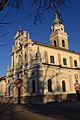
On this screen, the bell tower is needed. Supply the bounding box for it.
[50,12,69,49]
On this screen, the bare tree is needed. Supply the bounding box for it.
[0,0,70,45]
[0,0,70,25]
[0,0,23,46]
[27,0,70,24]
[0,0,8,11]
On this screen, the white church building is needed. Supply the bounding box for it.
[4,12,80,103]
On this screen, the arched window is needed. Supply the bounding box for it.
[32,80,35,93]
[62,81,66,92]
[61,28,63,31]
[74,60,77,67]
[50,56,55,63]
[62,40,65,47]
[54,40,57,47]
[63,58,67,65]
[48,79,52,92]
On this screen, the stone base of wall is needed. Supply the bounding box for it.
[6,96,13,103]
[0,96,6,103]
[24,95,42,104]
[1,93,77,104]
[24,93,77,104]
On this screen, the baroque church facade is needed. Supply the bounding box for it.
[5,12,80,103]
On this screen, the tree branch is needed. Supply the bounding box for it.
[0,0,8,11]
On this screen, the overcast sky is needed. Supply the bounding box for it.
[0,1,80,77]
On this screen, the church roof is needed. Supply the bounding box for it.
[33,41,80,55]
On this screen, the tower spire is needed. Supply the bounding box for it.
[28,32,30,39]
[55,12,59,19]
[50,11,69,49]
[53,12,62,26]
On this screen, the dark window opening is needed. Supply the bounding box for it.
[8,86,10,96]
[62,81,66,92]
[61,28,63,31]
[63,58,67,65]
[50,56,55,63]
[48,79,52,92]
[54,40,57,47]
[62,40,65,47]
[74,60,77,67]
[32,80,35,93]
[36,53,37,58]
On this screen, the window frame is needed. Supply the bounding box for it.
[62,40,65,47]
[32,80,35,93]
[54,40,57,47]
[74,60,77,67]
[8,85,11,96]
[63,58,67,65]
[48,79,53,92]
[62,80,66,92]
[50,56,55,64]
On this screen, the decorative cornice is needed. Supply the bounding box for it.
[42,62,80,70]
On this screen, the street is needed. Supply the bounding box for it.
[0,102,80,120]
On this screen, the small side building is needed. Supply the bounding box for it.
[0,76,6,103]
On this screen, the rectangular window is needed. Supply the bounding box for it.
[50,56,55,63]
[62,40,65,47]
[74,60,77,67]
[63,58,67,65]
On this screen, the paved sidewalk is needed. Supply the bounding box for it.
[0,104,14,113]
[0,101,80,114]
[0,102,80,120]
